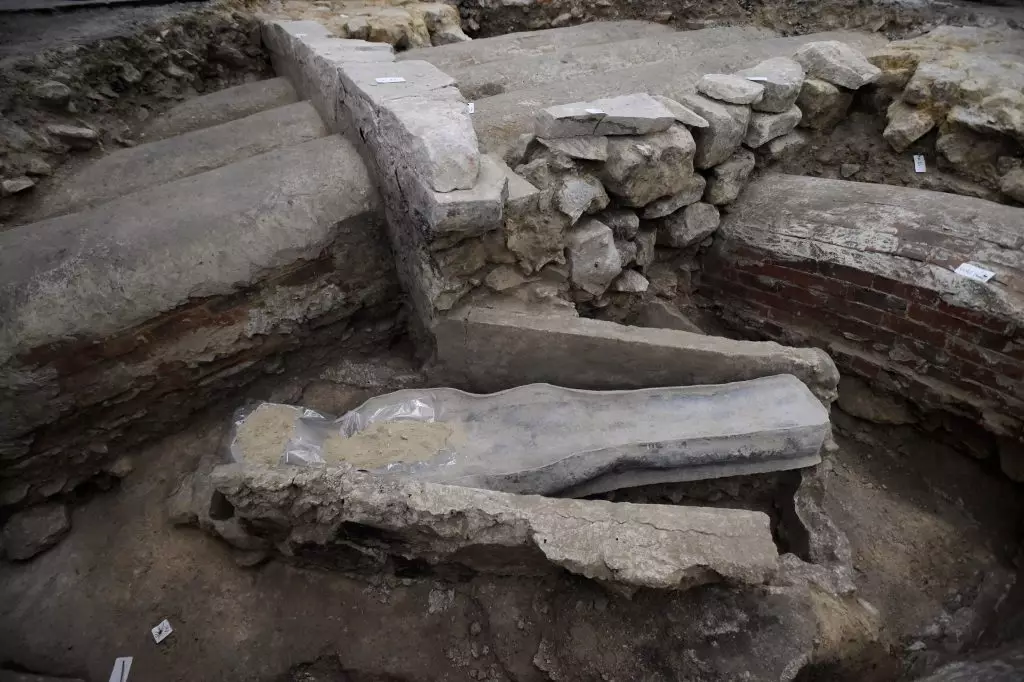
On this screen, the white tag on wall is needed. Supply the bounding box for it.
[954,263,996,283]
[151,619,173,644]
[374,77,406,84]
[109,657,133,682]
[467,102,475,113]
[913,155,926,173]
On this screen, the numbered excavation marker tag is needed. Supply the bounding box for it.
[151,619,173,644]
[954,263,995,284]
[913,155,926,173]
[374,77,406,84]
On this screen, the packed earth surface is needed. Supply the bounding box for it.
[1,0,1023,681]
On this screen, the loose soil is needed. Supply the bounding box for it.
[322,420,456,469]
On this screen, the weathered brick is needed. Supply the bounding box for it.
[880,312,948,349]
[817,262,876,289]
[871,276,940,307]
[847,285,907,313]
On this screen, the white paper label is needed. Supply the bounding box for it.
[109,657,133,682]
[467,102,475,113]
[954,263,995,283]
[151,619,173,644]
[584,108,604,115]
[745,76,769,82]
[374,77,406,84]
[913,155,926,173]
[294,33,308,38]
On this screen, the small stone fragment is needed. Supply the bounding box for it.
[796,78,853,130]
[792,41,881,89]
[615,239,638,267]
[611,269,650,293]
[32,80,72,107]
[762,130,810,162]
[556,174,609,222]
[485,265,531,291]
[744,106,802,148]
[634,229,656,268]
[566,218,621,295]
[697,74,764,105]
[599,124,697,206]
[646,264,678,298]
[597,208,640,239]
[657,202,720,248]
[642,174,706,219]
[840,163,861,178]
[538,135,608,161]
[651,95,709,128]
[45,123,99,149]
[736,57,806,113]
[1,503,70,561]
[1001,168,1024,203]
[704,149,756,205]
[2,176,35,194]
[883,100,936,152]
[676,94,751,169]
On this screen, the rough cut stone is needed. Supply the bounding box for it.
[736,57,806,113]
[379,96,479,192]
[536,93,675,138]
[32,80,72,107]
[598,209,640,240]
[1,177,35,195]
[657,202,720,248]
[207,462,779,590]
[796,78,853,130]
[399,154,506,236]
[744,106,803,148]
[485,264,530,291]
[697,74,765,105]
[538,136,608,161]
[1001,169,1024,203]
[556,174,609,222]
[792,41,881,90]
[612,269,649,293]
[883,100,936,152]
[762,130,810,162]
[634,229,656,268]
[567,218,621,295]
[615,239,638,267]
[642,174,706,219]
[837,376,916,425]
[651,95,709,128]
[598,124,696,206]
[45,124,98,149]
[677,94,751,169]
[705,149,756,205]
[1,503,70,561]
[634,298,705,334]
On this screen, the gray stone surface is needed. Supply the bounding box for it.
[793,40,881,89]
[635,228,657,267]
[142,77,298,141]
[567,218,620,295]
[837,376,916,425]
[916,642,1024,681]
[677,94,751,169]
[45,124,97,149]
[1,503,70,561]
[697,74,764,105]
[433,307,840,404]
[536,93,675,138]
[599,124,697,206]
[537,135,608,161]
[597,208,639,239]
[643,174,707,219]
[705,149,757,205]
[744,106,802,148]
[762,130,810,162]
[796,78,853,130]
[35,102,327,219]
[207,461,780,591]
[657,202,721,248]
[556,174,608,222]
[652,95,710,128]
[1002,169,1024,203]
[883,100,936,152]
[736,57,805,113]
[634,299,705,334]
[397,153,507,236]
[611,269,649,293]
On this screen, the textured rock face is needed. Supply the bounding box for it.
[744,106,803,148]
[677,94,751,169]
[642,174,706,219]
[796,78,853,130]
[705,149,757,205]
[599,124,697,206]
[883,100,936,152]
[697,74,765,105]
[556,174,609,221]
[536,93,676,138]
[657,202,721,248]
[567,218,621,295]
[205,463,780,591]
[737,57,806,113]
[1,503,70,561]
[793,40,880,89]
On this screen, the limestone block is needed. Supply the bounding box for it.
[796,79,853,131]
[676,94,751,169]
[567,218,621,295]
[744,106,803,148]
[883,100,936,152]
[556,175,609,222]
[697,74,765,105]
[705,149,756,205]
[652,95,709,128]
[400,154,507,237]
[538,136,608,161]
[642,174,706,219]
[1,503,70,561]
[634,299,705,334]
[598,124,697,206]
[615,239,638,267]
[903,63,964,107]
[634,229,656,268]
[1001,169,1024,203]
[536,93,675,138]
[657,202,720,248]
[792,41,881,90]
[598,209,640,240]
[762,130,810,163]
[612,270,650,293]
[736,57,806,113]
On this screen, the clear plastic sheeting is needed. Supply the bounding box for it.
[225,377,830,497]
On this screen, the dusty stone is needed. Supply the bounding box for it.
[436,239,487,279]
[415,3,469,45]
[608,269,646,293]
[208,462,779,590]
[505,190,571,273]
[365,8,431,49]
[651,95,709,128]
[32,80,72,107]
[634,229,656,268]
[837,376,916,425]
[485,265,531,291]
[793,41,881,89]
[537,136,608,161]
[556,174,609,222]
[645,264,678,298]
[796,78,853,130]
[1,504,70,561]
[615,239,638,267]
[902,63,964,108]
[0,118,35,152]
[936,129,1016,188]
[883,101,936,152]
[1000,169,1024,203]
[744,106,802,148]
[642,174,706,219]
[536,93,675,138]
[634,299,705,334]
[567,218,621,296]
[598,124,696,206]
[949,89,1024,143]
[705,149,756,205]
[762,130,810,162]
[597,209,639,239]
[737,57,806,113]
[1,176,34,195]
[697,74,764,105]
[840,163,861,178]
[657,202,720,248]
[45,123,98,149]
[23,157,51,177]
[676,94,751,169]
[400,154,506,236]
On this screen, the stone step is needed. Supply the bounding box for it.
[446,26,777,100]
[470,30,887,157]
[34,101,327,220]
[398,20,676,72]
[141,76,298,141]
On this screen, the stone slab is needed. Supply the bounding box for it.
[141,77,298,141]
[34,101,327,219]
